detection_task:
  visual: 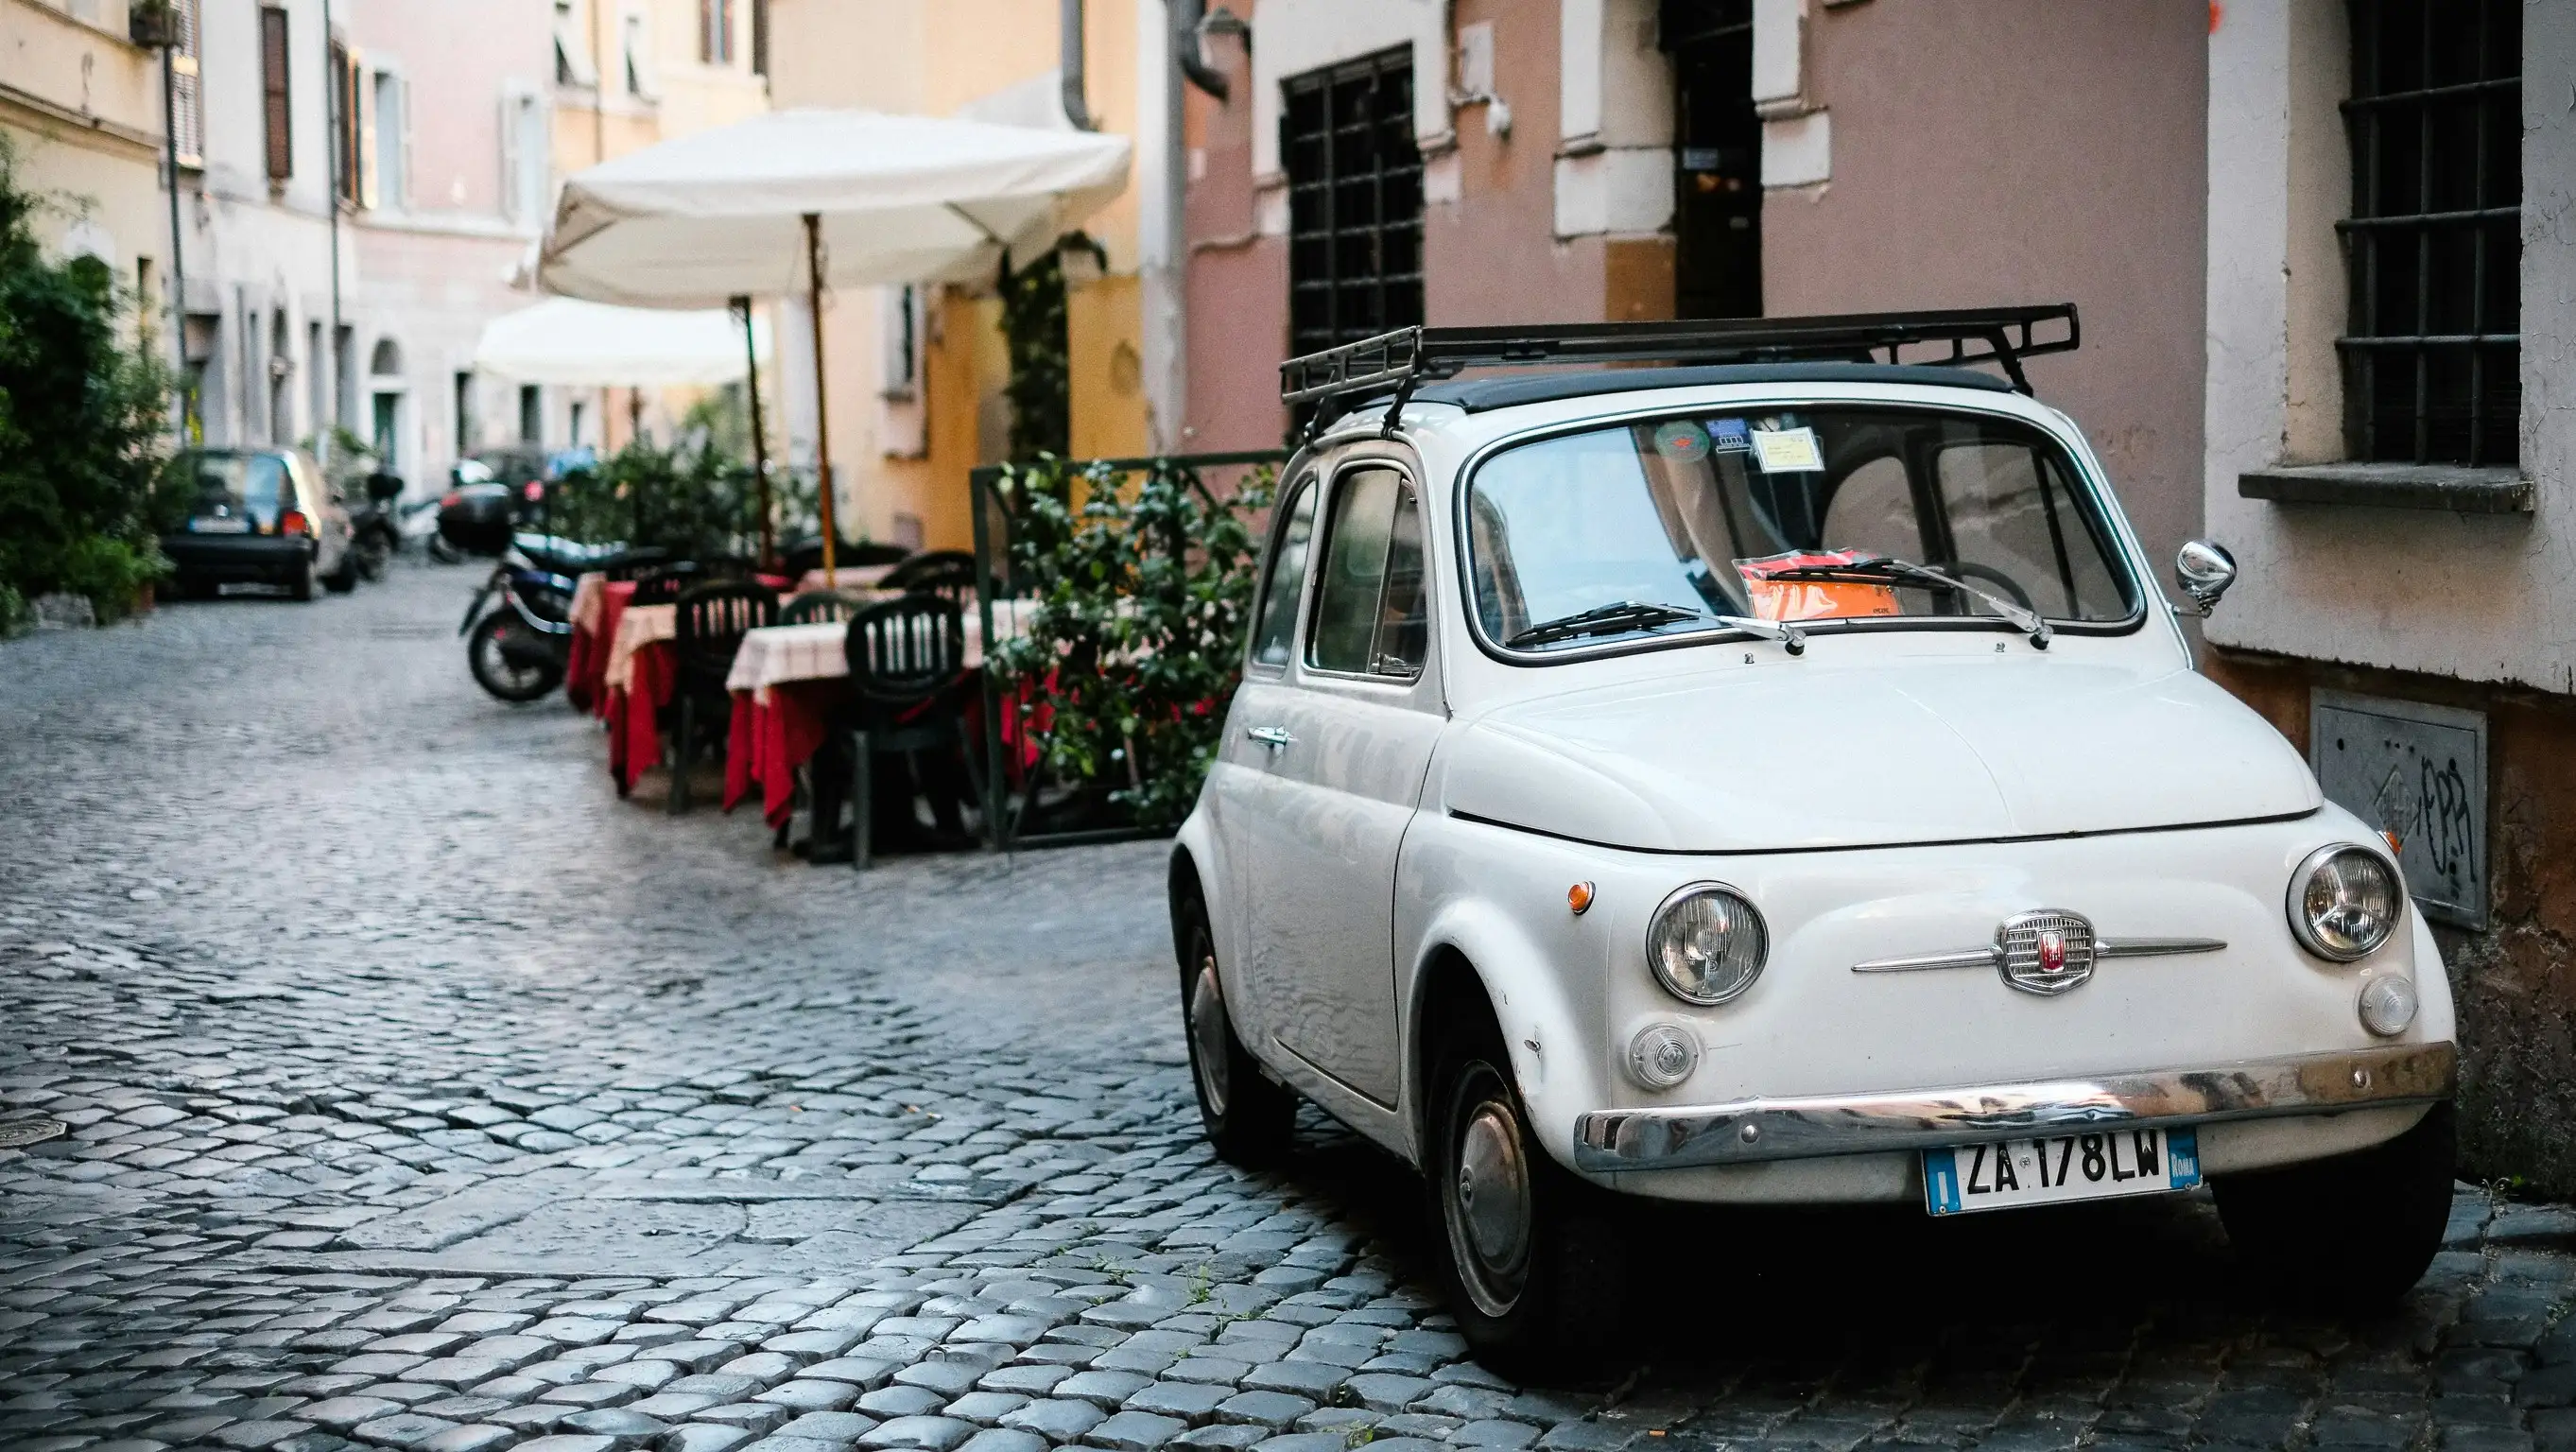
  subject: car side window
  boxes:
[1248,477,1318,670]
[1305,467,1426,681]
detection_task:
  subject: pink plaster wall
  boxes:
[1768,0,2211,569]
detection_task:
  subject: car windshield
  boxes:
[1465,405,2138,653]
[183,453,293,526]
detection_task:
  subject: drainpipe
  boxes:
[160,39,189,444]
[1060,0,1094,130]
[1174,0,1228,101]
[322,0,341,454]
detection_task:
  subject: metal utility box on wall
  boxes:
[2310,690,2489,930]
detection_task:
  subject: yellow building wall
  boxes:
[2,0,167,305]
[762,0,1146,552]
[1068,273,1147,460]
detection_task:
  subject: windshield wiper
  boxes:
[1507,601,1703,648]
[1758,556,2052,649]
[1713,614,1807,655]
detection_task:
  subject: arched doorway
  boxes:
[369,337,406,473]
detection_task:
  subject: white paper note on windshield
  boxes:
[1751,426,1824,473]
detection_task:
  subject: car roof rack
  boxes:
[1278,303,2080,440]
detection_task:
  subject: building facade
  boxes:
[341,0,553,490]
[2198,0,2576,1189]
[547,0,770,457]
[0,0,170,328]
[763,0,1148,553]
[1177,0,2211,573]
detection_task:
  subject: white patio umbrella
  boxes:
[473,297,768,388]
[537,109,1132,578]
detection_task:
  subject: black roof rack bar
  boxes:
[1280,304,2081,437]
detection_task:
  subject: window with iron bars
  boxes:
[2340,0,2521,468]
[1283,49,1424,365]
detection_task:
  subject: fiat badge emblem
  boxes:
[1995,911,2097,995]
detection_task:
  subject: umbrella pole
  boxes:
[804,212,837,587]
[734,295,773,569]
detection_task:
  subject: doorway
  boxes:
[1664,0,1760,319]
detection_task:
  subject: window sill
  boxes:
[2239,462,2532,515]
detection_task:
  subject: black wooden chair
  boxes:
[838,593,969,869]
[780,590,865,626]
[879,549,977,612]
[666,580,777,814]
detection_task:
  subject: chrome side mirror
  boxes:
[2174,539,2239,614]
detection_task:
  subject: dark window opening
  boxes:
[1283,48,1424,367]
[259,6,292,181]
[1664,0,1760,320]
[2341,0,2520,467]
[751,0,769,78]
[518,384,542,444]
[455,371,475,454]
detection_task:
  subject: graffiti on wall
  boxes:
[2311,690,2488,930]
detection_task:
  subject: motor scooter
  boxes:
[459,544,579,702]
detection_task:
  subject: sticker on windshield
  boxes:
[1708,418,1751,452]
[1751,426,1824,473]
[1651,420,1710,462]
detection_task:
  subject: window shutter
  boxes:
[357,60,380,210]
[397,78,413,210]
[260,7,291,180]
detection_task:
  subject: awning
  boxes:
[537,108,1132,309]
[472,298,768,388]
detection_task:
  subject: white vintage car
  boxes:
[1167,310,2456,1365]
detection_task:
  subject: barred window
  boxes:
[2341,0,2521,467]
[1283,49,1424,362]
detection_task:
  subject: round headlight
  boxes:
[2289,844,2402,961]
[1647,884,1768,1005]
[2358,974,2420,1037]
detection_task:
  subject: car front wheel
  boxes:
[2213,1100,2456,1308]
[1427,1007,1630,1374]
[1176,894,1293,1165]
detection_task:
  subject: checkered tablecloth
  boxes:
[601,603,677,693]
[725,599,1035,698]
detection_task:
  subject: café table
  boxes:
[720,599,1034,830]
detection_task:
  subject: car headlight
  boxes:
[2288,844,2402,961]
[1647,884,1768,1005]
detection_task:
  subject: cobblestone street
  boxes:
[3,564,2574,1452]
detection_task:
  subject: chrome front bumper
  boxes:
[1570,1042,2455,1171]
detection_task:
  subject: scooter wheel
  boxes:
[467,612,564,703]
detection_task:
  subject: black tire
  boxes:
[1426,998,1631,1375]
[2213,1100,2456,1309]
[467,611,564,703]
[286,555,316,602]
[324,547,360,593]
[1175,891,1295,1165]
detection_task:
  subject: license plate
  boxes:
[189,517,251,533]
[1923,1126,2201,1216]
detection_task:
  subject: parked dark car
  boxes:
[161,448,358,600]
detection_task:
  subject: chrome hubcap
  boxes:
[1445,1089,1533,1317]
[1188,957,1231,1117]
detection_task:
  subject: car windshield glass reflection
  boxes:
[1465,406,2138,653]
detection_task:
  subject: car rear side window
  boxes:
[1248,477,1318,670]
[1306,467,1426,680]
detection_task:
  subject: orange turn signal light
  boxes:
[1567,882,1595,916]
[2382,829,2404,856]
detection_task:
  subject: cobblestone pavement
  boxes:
[5,565,2576,1452]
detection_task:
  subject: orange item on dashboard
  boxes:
[1734,549,1904,623]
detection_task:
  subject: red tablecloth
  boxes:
[602,640,675,796]
[575,579,637,717]
[723,682,838,829]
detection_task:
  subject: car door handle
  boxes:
[1245,725,1294,749]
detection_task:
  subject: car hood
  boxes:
[1439,656,2320,853]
